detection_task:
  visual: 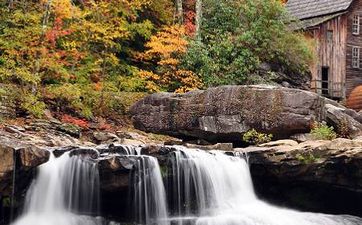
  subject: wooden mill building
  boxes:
[286,0,362,101]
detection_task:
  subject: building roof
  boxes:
[286,0,354,20]
[289,12,346,30]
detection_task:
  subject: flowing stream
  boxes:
[10,145,362,225]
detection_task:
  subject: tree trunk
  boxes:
[195,0,202,39]
[7,0,14,9]
[176,0,183,24]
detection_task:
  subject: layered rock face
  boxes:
[130,85,362,142]
[243,138,362,215]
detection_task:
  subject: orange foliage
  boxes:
[140,25,202,93]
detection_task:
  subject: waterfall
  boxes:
[132,156,169,225]
[12,152,102,225]
[121,145,169,225]
[9,144,362,225]
[168,146,362,225]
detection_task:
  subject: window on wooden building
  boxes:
[352,46,360,68]
[327,30,333,43]
[353,15,360,35]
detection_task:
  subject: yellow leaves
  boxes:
[173,70,202,93]
[139,25,202,93]
[143,25,188,61]
[159,58,179,66]
[138,70,161,92]
[122,0,151,10]
[41,0,80,20]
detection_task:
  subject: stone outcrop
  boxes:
[243,138,362,192]
[130,85,362,143]
[241,138,362,216]
[0,145,49,195]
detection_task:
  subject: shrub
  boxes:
[181,0,314,87]
[44,83,146,120]
[310,122,337,140]
[0,85,45,118]
[242,129,273,145]
[20,94,46,118]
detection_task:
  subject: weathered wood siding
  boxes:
[309,15,347,98]
[346,0,362,97]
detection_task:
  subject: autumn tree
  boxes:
[139,25,201,93]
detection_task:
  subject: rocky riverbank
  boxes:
[4,85,362,223]
[2,121,362,220]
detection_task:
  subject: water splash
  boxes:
[168,146,362,225]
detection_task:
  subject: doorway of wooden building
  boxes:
[321,66,329,96]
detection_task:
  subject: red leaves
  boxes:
[44,17,72,47]
[184,0,196,36]
[61,114,89,129]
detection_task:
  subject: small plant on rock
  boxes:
[242,129,273,145]
[310,122,337,140]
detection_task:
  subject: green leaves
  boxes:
[182,0,313,87]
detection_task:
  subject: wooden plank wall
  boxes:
[346,0,362,98]
[309,15,347,98]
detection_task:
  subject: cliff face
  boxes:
[130,85,362,143]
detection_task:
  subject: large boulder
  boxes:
[130,85,362,143]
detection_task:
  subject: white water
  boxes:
[132,156,169,225]
[10,145,362,225]
[118,145,169,225]
[12,152,102,225]
[169,146,362,225]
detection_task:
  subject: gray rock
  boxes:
[130,85,356,143]
[325,104,362,138]
[93,132,119,143]
[57,123,81,138]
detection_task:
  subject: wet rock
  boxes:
[0,144,50,195]
[18,146,50,169]
[69,148,99,159]
[0,145,14,185]
[130,85,356,143]
[98,156,135,191]
[53,146,79,157]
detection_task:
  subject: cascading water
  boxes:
[12,152,102,225]
[118,145,169,225]
[168,146,362,225]
[132,156,169,225]
[9,144,362,225]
